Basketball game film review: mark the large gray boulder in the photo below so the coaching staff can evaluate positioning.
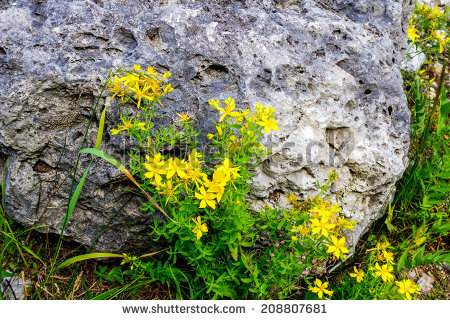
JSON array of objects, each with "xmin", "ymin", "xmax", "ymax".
[{"xmin": 0, "ymin": 0, "xmax": 412, "ymax": 251}]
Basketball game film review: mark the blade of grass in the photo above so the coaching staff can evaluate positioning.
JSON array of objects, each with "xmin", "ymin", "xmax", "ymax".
[
  {"xmin": 95, "ymin": 106, "xmax": 108, "ymax": 150},
  {"xmin": 62, "ymin": 163, "xmax": 92, "ymax": 229},
  {"xmin": 56, "ymin": 253, "xmax": 124, "ymax": 270}
]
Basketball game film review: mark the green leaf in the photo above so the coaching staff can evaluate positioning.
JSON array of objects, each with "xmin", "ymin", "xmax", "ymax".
[
  {"xmin": 63, "ymin": 164, "xmax": 91, "ymax": 229},
  {"xmin": 80, "ymin": 148, "xmax": 124, "ymax": 171},
  {"xmin": 241, "ymin": 278, "xmax": 253, "ymax": 284},
  {"xmin": 412, "ymin": 246, "xmax": 425, "ymax": 267},
  {"xmin": 57, "ymin": 252, "xmax": 124, "ymax": 270},
  {"xmin": 95, "ymin": 106, "xmax": 107, "ymax": 150},
  {"xmin": 230, "ymin": 245, "xmax": 238, "ymax": 261},
  {"xmin": 0, "ymin": 270, "xmax": 16, "ymax": 279},
  {"xmin": 397, "ymin": 249, "xmax": 409, "ymax": 271}
]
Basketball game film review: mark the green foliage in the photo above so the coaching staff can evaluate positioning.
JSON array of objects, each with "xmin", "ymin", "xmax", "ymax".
[
  {"xmin": 65, "ymin": 65, "xmax": 357, "ymax": 300},
  {"xmin": 388, "ymin": 3, "xmax": 449, "ymax": 273}
]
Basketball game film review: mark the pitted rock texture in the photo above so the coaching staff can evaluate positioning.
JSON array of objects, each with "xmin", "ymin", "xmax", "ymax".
[{"xmin": 0, "ymin": 0, "xmax": 412, "ymax": 251}]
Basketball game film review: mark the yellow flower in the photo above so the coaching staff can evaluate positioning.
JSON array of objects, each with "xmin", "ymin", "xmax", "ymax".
[
  {"xmin": 217, "ymin": 97, "xmax": 240, "ymax": 122},
  {"xmin": 407, "ymin": 26, "xmax": 420, "ymax": 42},
  {"xmin": 191, "ymin": 216, "xmax": 208, "ymax": 240},
  {"xmin": 309, "ymin": 279, "xmax": 333, "ymax": 299},
  {"xmin": 110, "ymin": 116, "xmax": 144, "ymax": 135},
  {"xmin": 382, "ymin": 251, "xmax": 395, "ymax": 264},
  {"xmin": 374, "ymin": 263, "xmax": 394, "ymax": 282},
  {"xmin": 176, "ymin": 112, "xmax": 194, "ymax": 122},
  {"xmin": 396, "ymin": 279, "xmax": 420, "ymax": 300},
  {"xmin": 156, "ymin": 180, "xmax": 180, "ymax": 204},
  {"xmin": 310, "ymin": 217, "xmax": 335, "ymax": 238},
  {"xmin": 128, "ymin": 82, "xmax": 154, "ymax": 109},
  {"xmin": 195, "ymin": 186, "xmax": 216, "ymax": 209},
  {"xmin": 428, "ymin": 6, "xmax": 443, "ymax": 19},
  {"xmin": 432, "ymin": 30, "xmax": 445, "ymax": 41},
  {"xmin": 256, "ymin": 116, "xmax": 279, "ymax": 133},
  {"xmin": 166, "ymin": 157, "xmax": 188, "ymax": 179},
  {"xmin": 120, "ymin": 253, "xmax": 137, "ymax": 270},
  {"xmin": 349, "ymin": 266, "xmax": 364, "ymax": 282},
  {"xmin": 216, "ymin": 126, "xmax": 223, "ymax": 136},
  {"xmin": 291, "ymin": 235, "xmax": 298, "ymax": 241},
  {"xmin": 188, "ymin": 149, "xmax": 203, "ymax": 168},
  {"xmin": 285, "ymin": 193, "xmax": 298, "ymax": 202},
  {"xmin": 143, "ymin": 161, "xmax": 167, "ymax": 185},
  {"xmin": 208, "ymin": 98, "xmax": 221, "ymax": 110},
  {"xmin": 187, "ymin": 168, "xmax": 207, "ymax": 189},
  {"xmin": 107, "ymin": 75, "xmax": 129, "ymax": 100},
  {"xmin": 206, "ymin": 171, "xmax": 228, "ymax": 202},
  {"xmin": 327, "ymin": 236, "xmax": 349, "ymax": 259},
  {"xmin": 146, "ymin": 153, "xmax": 164, "ymax": 167},
  {"xmin": 216, "ymin": 158, "xmax": 240, "ymax": 180},
  {"xmin": 367, "ymin": 241, "xmax": 390, "ymax": 253}
]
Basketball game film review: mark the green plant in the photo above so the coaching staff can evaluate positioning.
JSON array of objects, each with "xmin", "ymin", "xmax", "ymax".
[
  {"xmin": 326, "ymin": 241, "xmax": 421, "ymax": 300},
  {"xmin": 57, "ymin": 65, "xmax": 359, "ymax": 300}
]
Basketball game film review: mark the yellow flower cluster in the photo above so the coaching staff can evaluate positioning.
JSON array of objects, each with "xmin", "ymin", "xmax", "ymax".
[
  {"xmin": 366, "ymin": 241, "xmax": 397, "ymax": 283},
  {"xmin": 289, "ymin": 197, "xmax": 354, "ymax": 260},
  {"xmin": 143, "ymin": 149, "xmax": 240, "ymax": 210},
  {"xmin": 107, "ymin": 64, "xmax": 173, "ymax": 109},
  {"xmin": 418, "ymin": 4, "xmax": 444, "ymax": 19},
  {"xmin": 208, "ymin": 98, "xmax": 279, "ymax": 133},
  {"xmin": 409, "ymin": 5, "xmax": 449, "ymax": 53}
]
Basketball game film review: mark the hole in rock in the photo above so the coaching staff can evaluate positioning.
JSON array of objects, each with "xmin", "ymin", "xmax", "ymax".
[
  {"xmin": 146, "ymin": 28, "xmax": 162, "ymax": 47},
  {"xmin": 33, "ymin": 160, "xmax": 51, "ymax": 173}
]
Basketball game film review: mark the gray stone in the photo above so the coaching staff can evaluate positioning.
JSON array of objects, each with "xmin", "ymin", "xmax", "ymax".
[
  {"xmin": 400, "ymin": 42, "xmax": 427, "ymax": 73},
  {"xmin": 0, "ymin": 0, "xmax": 412, "ymax": 251},
  {"xmin": 417, "ymin": 273, "xmax": 435, "ymax": 295},
  {"xmin": 1, "ymin": 271, "xmax": 31, "ymax": 300}
]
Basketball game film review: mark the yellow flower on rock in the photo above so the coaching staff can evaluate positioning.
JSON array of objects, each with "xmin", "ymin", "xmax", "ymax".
[
  {"xmin": 129, "ymin": 83, "xmax": 154, "ymax": 109},
  {"xmin": 110, "ymin": 117, "xmax": 145, "ymax": 135},
  {"xmin": 176, "ymin": 112, "xmax": 194, "ymax": 122},
  {"xmin": 256, "ymin": 116, "xmax": 279, "ymax": 133},
  {"xmin": 285, "ymin": 193, "xmax": 298, "ymax": 202},
  {"xmin": 310, "ymin": 217, "xmax": 335, "ymax": 238},
  {"xmin": 396, "ymin": 279, "xmax": 420, "ymax": 300},
  {"xmin": 327, "ymin": 236, "xmax": 349, "ymax": 259},
  {"xmin": 217, "ymin": 97, "xmax": 240, "ymax": 122},
  {"xmin": 309, "ymin": 279, "xmax": 333, "ymax": 299},
  {"xmin": 349, "ymin": 266, "xmax": 364, "ymax": 282},
  {"xmin": 374, "ymin": 263, "xmax": 394, "ymax": 282},
  {"xmin": 195, "ymin": 186, "xmax": 216, "ymax": 209},
  {"xmin": 191, "ymin": 216, "xmax": 208, "ymax": 240}
]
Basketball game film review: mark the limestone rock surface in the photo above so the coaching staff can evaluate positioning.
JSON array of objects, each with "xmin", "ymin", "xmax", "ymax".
[{"xmin": 0, "ymin": 0, "xmax": 413, "ymax": 251}]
